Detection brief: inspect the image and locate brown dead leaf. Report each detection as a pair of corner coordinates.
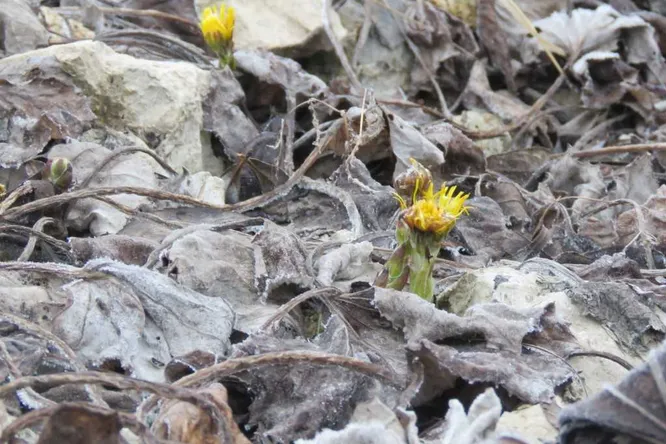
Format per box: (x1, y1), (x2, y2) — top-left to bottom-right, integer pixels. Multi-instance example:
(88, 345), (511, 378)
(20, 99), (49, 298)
(559, 340), (666, 444)
(374, 287), (575, 404)
(252, 220), (314, 301)
(0, 57), (95, 167)
(37, 403), (121, 444)
(405, 2), (479, 95)
(476, 0), (515, 91)
(422, 121), (486, 177)
(451, 196), (527, 260)
(152, 382), (250, 444)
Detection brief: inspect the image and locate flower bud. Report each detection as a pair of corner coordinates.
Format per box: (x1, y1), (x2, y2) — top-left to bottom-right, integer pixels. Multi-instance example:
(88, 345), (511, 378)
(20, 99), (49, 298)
(393, 158), (432, 205)
(44, 157), (73, 191)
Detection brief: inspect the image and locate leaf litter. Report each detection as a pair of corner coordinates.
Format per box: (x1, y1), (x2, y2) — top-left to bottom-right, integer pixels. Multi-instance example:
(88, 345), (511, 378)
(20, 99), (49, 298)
(2, 0), (666, 443)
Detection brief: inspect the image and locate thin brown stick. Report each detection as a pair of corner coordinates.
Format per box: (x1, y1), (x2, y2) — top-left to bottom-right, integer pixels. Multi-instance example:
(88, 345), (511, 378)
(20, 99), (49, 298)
(570, 113), (628, 153)
(16, 218), (68, 262)
(179, 351), (396, 386)
(56, 6), (198, 28)
(0, 402), (164, 443)
(0, 341), (55, 409)
(283, 94), (297, 174)
(0, 186), (224, 221)
(375, 98), (445, 118)
(138, 351), (400, 421)
(0, 372), (233, 443)
(0, 182), (34, 214)
(75, 146), (177, 190)
(0, 312), (108, 407)
(0, 220), (70, 262)
(569, 142), (666, 159)
(3, 129), (332, 223)
(322, 0), (363, 92)
(0, 261), (107, 279)
(93, 196), (185, 229)
(446, 61), (570, 139)
(352, 0), (374, 66)
(2, 406), (55, 442)
(403, 33), (451, 119)
(143, 218), (263, 268)
(220, 121), (334, 212)
(567, 350), (633, 371)
(259, 288), (342, 330)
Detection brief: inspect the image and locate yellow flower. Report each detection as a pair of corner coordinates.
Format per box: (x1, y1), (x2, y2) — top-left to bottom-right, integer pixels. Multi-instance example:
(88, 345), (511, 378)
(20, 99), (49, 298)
(200, 4), (235, 56)
(396, 183), (470, 236)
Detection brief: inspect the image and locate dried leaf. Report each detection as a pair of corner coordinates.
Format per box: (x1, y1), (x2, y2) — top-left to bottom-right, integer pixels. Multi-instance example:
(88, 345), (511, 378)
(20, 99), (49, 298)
(0, 55), (95, 167)
(152, 382), (251, 444)
(476, 0), (515, 91)
(422, 121), (486, 176)
(315, 242), (375, 286)
(0, 0), (50, 56)
(559, 340), (666, 444)
(566, 281), (666, 352)
(252, 220), (314, 301)
(421, 388), (502, 444)
(37, 403), (121, 444)
(387, 111), (445, 180)
(374, 287), (575, 403)
(156, 229), (276, 333)
(296, 398), (419, 444)
(53, 259), (235, 381)
(69, 235), (158, 266)
(230, 334), (400, 442)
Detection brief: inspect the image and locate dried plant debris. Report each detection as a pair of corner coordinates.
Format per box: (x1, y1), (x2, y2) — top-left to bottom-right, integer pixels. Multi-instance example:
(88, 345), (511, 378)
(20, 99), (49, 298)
(559, 340), (666, 444)
(3, 0), (666, 442)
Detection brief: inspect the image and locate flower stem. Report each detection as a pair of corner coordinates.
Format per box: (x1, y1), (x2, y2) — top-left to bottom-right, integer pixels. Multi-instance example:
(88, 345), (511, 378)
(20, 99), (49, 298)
(407, 232), (440, 302)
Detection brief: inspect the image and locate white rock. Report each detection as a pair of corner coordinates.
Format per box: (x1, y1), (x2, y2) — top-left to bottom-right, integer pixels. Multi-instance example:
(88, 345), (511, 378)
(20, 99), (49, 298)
(0, 40), (255, 174)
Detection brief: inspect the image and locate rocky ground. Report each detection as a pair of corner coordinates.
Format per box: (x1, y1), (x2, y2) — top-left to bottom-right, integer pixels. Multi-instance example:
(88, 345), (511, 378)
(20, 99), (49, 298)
(1, 0), (666, 443)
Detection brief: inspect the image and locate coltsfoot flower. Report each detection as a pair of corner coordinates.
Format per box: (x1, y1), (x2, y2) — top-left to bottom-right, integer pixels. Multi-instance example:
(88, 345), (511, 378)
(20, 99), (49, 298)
(396, 183), (469, 238)
(377, 159), (470, 302)
(200, 4), (236, 68)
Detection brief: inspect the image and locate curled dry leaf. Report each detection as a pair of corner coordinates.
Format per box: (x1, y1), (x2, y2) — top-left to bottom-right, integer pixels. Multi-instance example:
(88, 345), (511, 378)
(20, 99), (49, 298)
(47, 141), (162, 236)
(155, 229), (276, 333)
(559, 340), (666, 444)
(387, 111), (445, 180)
(422, 121), (486, 176)
(252, 220), (313, 301)
(152, 382), (251, 444)
(565, 281), (666, 352)
(69, 235), (158, 266)
(202, 68), (259, 161)
(296, 398), (419, 444)
(451, 196), (527, 261)
(0, 52), (95, 167)
(374, 287), (575, 404)
(421, 388), (502, 444)
(330, 158), (398, 232)
(229, 334), (401, 442)
(53, 259), (234, 382)
(315, 241), (375, 286)
(476, 0), (515, 92)
(405, 1), (479, 95)
(526, 5), (663, 74)
(36, 403), (121, 444)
